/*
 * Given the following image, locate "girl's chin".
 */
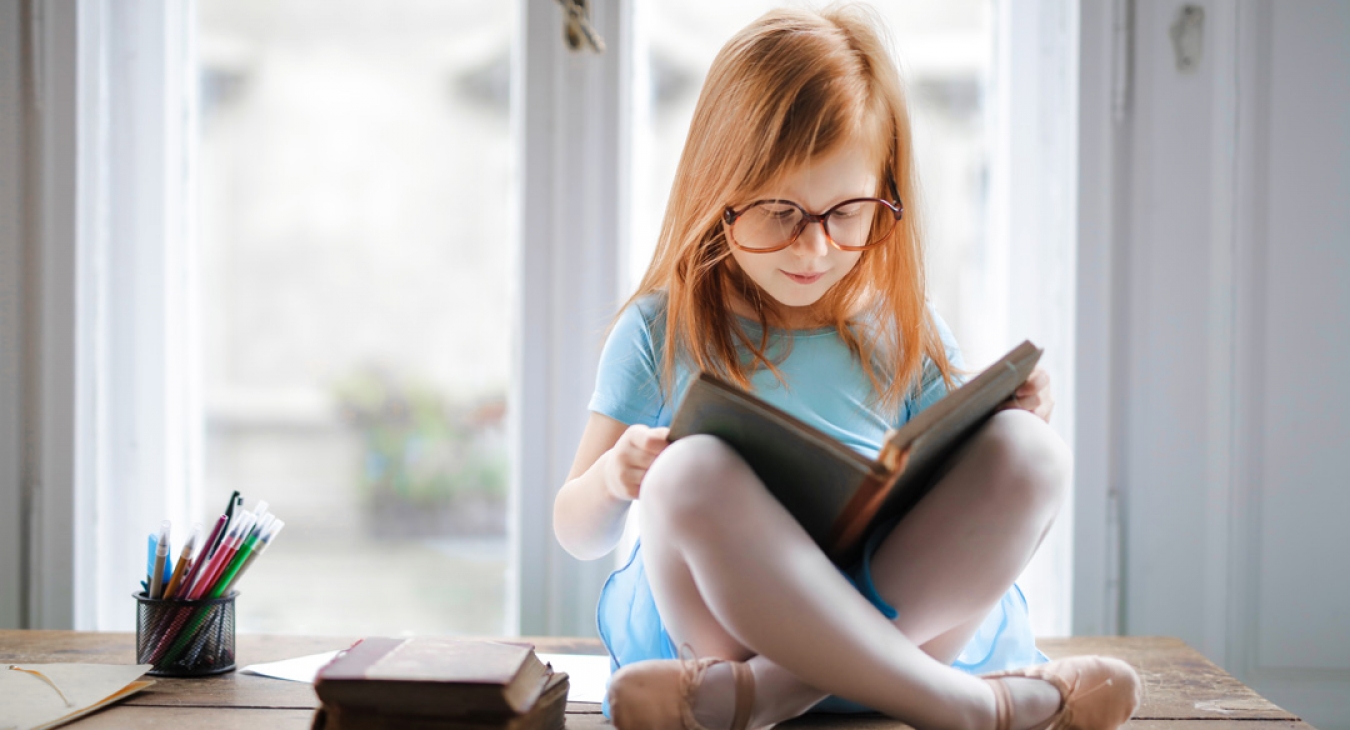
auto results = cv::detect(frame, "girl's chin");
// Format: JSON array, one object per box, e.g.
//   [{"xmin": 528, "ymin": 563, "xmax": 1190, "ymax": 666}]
[{"xmin": 763, "ymin": 289, "xmax": 829, "ymax": 312}]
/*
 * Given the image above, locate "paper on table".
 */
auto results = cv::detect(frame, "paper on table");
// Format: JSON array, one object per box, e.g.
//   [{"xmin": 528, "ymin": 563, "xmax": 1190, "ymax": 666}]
[
  {"xmin": 239, "ymin": 650, "xmax": 340, "ymax": 683},
  {"xmin": 537, "ymin": 652, "xmax": 611, "ymax": 704},
  {"xmin": 238, "ymin": 649, "xmax": 613, "ymax": 704},
  {"xmin": 0, "ymin": 663, "xmax": 154, "ymax": 730}
]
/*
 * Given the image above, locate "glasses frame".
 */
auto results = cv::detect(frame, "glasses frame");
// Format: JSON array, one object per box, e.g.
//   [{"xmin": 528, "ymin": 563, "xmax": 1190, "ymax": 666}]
[{"xmin": 721, "ymin": 195, "xmax": 904, "ymax": 254}]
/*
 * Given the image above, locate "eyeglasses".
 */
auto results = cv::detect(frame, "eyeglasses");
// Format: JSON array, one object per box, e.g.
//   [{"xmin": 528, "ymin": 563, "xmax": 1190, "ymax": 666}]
[{"xmin": 721, "ymin": 197, "xmax": 903, "ymax": 253}]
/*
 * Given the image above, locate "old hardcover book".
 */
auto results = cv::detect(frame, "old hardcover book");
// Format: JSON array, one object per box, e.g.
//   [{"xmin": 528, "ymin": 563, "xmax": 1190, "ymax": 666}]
[
  {"xmin": 313, "ymin": 671, "xmax": 569, "ymax": 730},
  {"xmin": 668, "ymin": 340, "xmax": 1042, "ymax": 566},
  {"xmin": 313, "ymin": 637, "xmax": 556, "ymax": 720}
]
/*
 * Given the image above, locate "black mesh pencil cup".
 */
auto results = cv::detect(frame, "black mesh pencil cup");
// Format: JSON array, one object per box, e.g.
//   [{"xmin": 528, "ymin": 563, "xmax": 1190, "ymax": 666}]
[{"xmin": 135, "ymin": 591, "xmax": 238, "ymax": 676}]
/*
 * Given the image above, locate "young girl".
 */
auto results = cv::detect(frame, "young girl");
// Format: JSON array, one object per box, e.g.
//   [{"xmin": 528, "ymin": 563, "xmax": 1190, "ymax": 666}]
[{"xmin": 553, "ymin": 7, "xmax": 1140, "ymax": 730}]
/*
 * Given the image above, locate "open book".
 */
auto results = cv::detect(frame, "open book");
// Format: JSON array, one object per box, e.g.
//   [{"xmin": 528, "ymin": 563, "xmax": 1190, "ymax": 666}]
[
  {"xmin": 668, "ymin": 340, "xmax": 1042, "ymax": 566},
  {"xmin": 0, "ymin": 663, "xmax": 154, "ymax": 730}
]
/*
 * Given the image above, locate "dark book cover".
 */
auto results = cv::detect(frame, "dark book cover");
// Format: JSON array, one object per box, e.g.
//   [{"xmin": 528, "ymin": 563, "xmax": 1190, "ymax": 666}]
[
  {"xmin": 314, "ymin": 637, "xmax": 555, "ymax": 719},
  {"xmin": 668, "ymin": 340, "xmax": 1042, "ymax": 566},
  {"xmin": 313, "ymin": 672, "xmax": 570, "ymax": 730}
]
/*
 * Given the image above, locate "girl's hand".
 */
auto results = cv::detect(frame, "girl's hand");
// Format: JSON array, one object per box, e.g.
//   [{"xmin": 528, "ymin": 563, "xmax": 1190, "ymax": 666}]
[
  {"xmin": 605, "ymin": 425, "xmax": 671, "ymax": 501},
  {"xmin": 1002, "ymin": 366, "xmax": 1054, "ymax": 423}
]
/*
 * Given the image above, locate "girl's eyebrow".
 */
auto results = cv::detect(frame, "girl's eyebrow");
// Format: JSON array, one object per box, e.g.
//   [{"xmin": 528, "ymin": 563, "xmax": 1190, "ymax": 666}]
[{"xmin": 748, "ymin": 192, "xmax": 876, "ymax": 209}]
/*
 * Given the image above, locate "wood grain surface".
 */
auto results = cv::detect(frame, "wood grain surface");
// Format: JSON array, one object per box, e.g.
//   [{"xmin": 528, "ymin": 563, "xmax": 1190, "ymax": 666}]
[{"xmin": 0, "ymin": 632, "xmax": 1315, "ymax": 729}]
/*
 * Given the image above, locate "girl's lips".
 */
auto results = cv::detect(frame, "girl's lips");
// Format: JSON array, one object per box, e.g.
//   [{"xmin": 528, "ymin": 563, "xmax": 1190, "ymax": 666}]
[{"xmin": 783, "ymin": 270, "xmax": 825, "ymax": 285}]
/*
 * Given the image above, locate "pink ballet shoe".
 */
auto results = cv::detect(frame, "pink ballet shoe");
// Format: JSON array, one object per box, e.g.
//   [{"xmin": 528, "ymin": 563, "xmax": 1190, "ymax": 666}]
[
  {"xmin": 983, "ymin": 655, "xmax": 1142, "ymax": 730},
  {"xmin": 607, "ymin": 652, "xmax": 755, "ymax": 730}
]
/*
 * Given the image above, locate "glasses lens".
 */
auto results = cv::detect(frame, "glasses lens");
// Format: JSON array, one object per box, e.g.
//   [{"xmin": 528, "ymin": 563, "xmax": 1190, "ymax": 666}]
[
  {"xmin": 825, "ymin": 200, "xmax": 890, "ymax": 249},
  {"xmin": 732, "ymin": 202, "xmax": 803, "ymax": 250},
  {"xmin": 731, "ymin": 200, "xmax": 896, "ymax": 250}
]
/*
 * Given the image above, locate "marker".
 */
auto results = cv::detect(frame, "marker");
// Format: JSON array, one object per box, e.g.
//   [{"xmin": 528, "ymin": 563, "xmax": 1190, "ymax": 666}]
[
  {"xmin": 163, "ymin": 524, "xmax": 201, "ymax": 600},
  {"xmin": 149, "ymin": 521, "xmax": 171, "ymax": 599},
  {"xmin": 145, "ymin": 533, "xmax": 157, "ymax": 594},
  {"xmin": 224, "ymin": 519, "xmax": 283, "ymax": 593},
  {"xmin": 212, "ymin": 516, "xmax": 272, "ymax": 597},
  {"xmin": 183, "ymin": 518, "xmax": 241, "ymax": 600},
  {"xmin": 179, "ymin": 514, "xmax": 228, "ymax": 597},
  {"xmin": 205, "ymin": 490, "xmax": 241, "ymax": 560},
  {"xmin": 189, "ymin": 512, "xmax": 256, "ymax": 599}
]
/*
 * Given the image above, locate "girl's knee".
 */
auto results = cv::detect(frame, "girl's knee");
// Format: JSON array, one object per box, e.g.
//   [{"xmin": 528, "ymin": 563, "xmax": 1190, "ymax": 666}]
[
  {"xmin": 641, "ymin": 434, "xmax": 753, "ymax": 518},
  {"xmin": 974, "ymin": 409, "xmax": 1071, "ymax": 510}
]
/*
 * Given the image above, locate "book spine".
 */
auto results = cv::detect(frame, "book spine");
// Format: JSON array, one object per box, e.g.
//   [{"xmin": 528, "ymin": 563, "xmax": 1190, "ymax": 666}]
[{"xmin": 824, "ymin": 469, "xmax": 902, "ymax": 564}]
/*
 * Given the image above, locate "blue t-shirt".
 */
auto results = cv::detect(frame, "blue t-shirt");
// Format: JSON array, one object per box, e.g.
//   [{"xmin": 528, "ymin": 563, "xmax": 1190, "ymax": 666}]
[
  {"xmin": 587, "ymin": 294, "xmax": 1046, "ymax": 713},
  {"xmin": 589, "ymin": 295, "xmax": 964, "ymax": 451}
]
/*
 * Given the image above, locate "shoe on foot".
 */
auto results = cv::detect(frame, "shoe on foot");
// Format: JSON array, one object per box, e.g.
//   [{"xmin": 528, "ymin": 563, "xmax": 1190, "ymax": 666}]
[
  {"xmin": 983, "ymin": 655, "xmax": 1142, "ymax": 730},
  {"xmin": 607, "ymin": 653, "xmax": 754, "ymax": 730}
]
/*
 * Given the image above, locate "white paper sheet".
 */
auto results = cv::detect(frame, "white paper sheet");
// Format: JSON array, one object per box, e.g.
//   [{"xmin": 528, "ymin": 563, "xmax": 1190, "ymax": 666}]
[
  {"xmin": 537, "ymin": 652, "xmax": 611, "ymax": 704},
  {"xmin": 239, "ymin": 650, "xmax": 340, "ymax": 683}
]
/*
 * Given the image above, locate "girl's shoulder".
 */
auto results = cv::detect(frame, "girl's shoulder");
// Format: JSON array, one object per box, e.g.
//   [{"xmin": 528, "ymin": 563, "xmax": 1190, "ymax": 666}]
[{"xmin": 612, "ymin": 292, "xmax": 670, "ymax": 344}]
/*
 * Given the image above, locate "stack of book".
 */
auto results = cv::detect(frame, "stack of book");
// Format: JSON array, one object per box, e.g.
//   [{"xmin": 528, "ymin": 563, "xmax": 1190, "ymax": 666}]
[{"xmin": 312, "ymin": 637, "xmax": 569, "ymax": 730}]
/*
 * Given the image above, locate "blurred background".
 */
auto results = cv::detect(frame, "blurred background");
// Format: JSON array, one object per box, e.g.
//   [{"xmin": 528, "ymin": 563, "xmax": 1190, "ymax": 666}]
[{"xmin": 194, "ymin": 0, "xmax": 1004, "ymax": 637}]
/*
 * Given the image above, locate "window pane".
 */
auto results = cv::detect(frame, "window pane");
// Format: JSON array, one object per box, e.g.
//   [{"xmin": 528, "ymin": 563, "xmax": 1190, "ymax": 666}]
[{"xmin": 197, "ymin": 0, "xmax": 515, "ymax": 635}]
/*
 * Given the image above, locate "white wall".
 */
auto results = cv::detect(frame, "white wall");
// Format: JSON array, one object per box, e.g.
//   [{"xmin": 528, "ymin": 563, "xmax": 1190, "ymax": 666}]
[{"xmin": 1079, "ymin": 1, "xmax": 1350, "ymax": 726}]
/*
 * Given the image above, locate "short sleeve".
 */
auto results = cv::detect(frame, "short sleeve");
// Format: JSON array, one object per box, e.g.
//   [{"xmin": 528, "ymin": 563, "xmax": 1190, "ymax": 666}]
[
  {"xmin": 588, "ymin": 300, "xmax": 666, "ymax": 427},
  {"xmin": 907, "ymin": 305, "xmax": 966, "ymax": 420}
]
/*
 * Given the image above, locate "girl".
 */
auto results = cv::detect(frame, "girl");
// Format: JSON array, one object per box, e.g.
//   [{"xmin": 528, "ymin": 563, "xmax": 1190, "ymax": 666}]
[{"xmin": 553, "ymin": 7, "xmax": 1140, "ymax": 730}]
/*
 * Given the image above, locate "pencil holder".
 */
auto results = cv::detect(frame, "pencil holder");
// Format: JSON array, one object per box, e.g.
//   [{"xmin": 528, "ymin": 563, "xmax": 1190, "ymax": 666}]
[{"xmin": 134, "ymin": 591, "xmax": 238, "ymax": 676}]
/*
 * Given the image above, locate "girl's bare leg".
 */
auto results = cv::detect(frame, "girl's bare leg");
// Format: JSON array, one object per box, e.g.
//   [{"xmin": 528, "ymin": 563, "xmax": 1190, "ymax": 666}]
[{"xmin": 634, "ymin": 409, "xmax": 1069, "ymax": 730}]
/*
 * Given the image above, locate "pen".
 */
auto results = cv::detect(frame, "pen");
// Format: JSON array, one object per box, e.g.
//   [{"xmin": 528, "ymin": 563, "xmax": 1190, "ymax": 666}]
[
  {"xmin": 188, "ymin": 512, "xmax": 256, "ymax": 600},
  {"xmin": 212, "ymin": 514, "xmax": 273, "ymax": 596},
  {"xmin": 149, "ymin": 521, "xmax": 171, "ymax": 599},
  {"xmin": 205, "ymin": 490, "xmax": 240, "ymax": 560},
  {"xmin": 148, "ymin": 516, "xmax": 247, "ymax": 663},
  {"xmin": 145, "ymin": 533, "xmax": 157, "ymax": 594},
  {"xmin": 160, "ymin": 518, "xmax": 285, "ymax": 667},
  {"xmin": 223, "ymin": 519, "xmax": 283, "ymax": 593},
  {"xmin": 163, "ymin": 524, "xmax": 201, "ymax": 600},
  {"xmin": 180, "ymin": 514, "xmax": 228, "ymax": 595},
  {"xmin": 150, "ymin": 513, "xmax": 257, "ymax": 665}
]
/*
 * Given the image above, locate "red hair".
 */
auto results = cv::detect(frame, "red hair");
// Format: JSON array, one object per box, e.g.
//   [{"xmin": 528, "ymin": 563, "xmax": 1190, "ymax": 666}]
[{"xmin": 623, "ymin": 5, "xmax": 955, "ymax": 412}]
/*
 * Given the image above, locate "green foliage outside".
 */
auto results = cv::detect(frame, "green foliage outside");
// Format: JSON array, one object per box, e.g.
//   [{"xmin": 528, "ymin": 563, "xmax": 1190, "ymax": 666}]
[{"xmin": 333, "ymin": 368, "xmax": 507, "ymax": 508}]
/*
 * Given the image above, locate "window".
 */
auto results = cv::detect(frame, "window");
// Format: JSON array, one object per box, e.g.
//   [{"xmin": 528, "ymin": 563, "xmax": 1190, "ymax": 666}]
[
  {"xmin": 5, "ymin": 0, "xmax": 1073, "ymax": 638},
  {"xmin": 196, "ymin": 1, "xmax": 517, "ymax": 635}
]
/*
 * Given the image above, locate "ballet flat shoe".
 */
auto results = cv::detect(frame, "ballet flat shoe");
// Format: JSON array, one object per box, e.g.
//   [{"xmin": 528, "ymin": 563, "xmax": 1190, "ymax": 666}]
[
  {"xmin": 983, "ymin": 655, "xmax": 1142, "ymax": 730},
  {"xmin": 607, "ymin": 654, "xmax": 755, "ymax": 730}
]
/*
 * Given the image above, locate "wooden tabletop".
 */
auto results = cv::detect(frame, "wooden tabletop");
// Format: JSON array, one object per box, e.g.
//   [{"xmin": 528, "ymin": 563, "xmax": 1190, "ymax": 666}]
[{"xmin": 0, "ymin": 632, "xmax": 1313, "ymax": 730}]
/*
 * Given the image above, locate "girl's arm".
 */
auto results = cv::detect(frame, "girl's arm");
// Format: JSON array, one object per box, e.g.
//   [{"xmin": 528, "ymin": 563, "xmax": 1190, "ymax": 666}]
[{"xmin": 553, "ymin": 412, "xmax": 670, "ymax": 560}]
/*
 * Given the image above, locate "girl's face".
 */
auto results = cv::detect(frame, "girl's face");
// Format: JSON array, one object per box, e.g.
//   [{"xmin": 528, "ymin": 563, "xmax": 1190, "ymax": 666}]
[{"xmin": 726, "ymin": 144, "xmax": 878, "ymax": 325}]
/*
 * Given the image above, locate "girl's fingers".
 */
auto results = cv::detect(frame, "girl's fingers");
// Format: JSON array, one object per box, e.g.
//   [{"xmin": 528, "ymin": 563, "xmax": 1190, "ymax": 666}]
[{"xmin": 642, "ymin": 427, "xmax": 671, "ymax": 454}]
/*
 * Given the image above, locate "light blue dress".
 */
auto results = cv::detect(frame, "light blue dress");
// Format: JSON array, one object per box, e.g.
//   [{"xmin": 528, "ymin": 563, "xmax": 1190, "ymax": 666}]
[{"xmin": 588, "ymin": 295, "xmax": 1047, "ymax": 715}]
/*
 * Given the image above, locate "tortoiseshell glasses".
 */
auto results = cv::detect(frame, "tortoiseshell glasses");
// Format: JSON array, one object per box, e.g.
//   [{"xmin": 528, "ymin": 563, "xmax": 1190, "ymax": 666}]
[{"xmin": 721, "ymin": 196, "xmax": 904, "ymax": 253}]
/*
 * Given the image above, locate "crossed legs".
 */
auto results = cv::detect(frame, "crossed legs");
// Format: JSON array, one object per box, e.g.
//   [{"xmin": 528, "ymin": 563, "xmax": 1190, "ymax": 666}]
[{"xmin": 632, "ymin": 409, "xmax": 1070, "ymax": 730}]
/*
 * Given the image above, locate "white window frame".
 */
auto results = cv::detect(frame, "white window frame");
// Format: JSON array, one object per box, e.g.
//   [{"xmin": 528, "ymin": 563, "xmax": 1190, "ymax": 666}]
[
  {"xmin": 0, "ymin": 0, "xmax": 200, "ymax": 631},
  {"xmin": 512, "ymin": 0, "xmax": 635, "ymax": 636}
]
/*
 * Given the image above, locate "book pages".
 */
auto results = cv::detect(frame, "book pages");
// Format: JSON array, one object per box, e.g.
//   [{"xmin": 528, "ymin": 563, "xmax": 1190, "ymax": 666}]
[{"xmin": 0, "ymin": 663, "xmax": 154, "ymax": 730}]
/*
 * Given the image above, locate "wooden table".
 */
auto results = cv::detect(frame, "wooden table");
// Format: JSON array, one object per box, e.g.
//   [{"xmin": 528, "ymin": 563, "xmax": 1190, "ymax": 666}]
[{"xmin": 0, "ymin": 632, "xmax": 1314, "ymax": 730}]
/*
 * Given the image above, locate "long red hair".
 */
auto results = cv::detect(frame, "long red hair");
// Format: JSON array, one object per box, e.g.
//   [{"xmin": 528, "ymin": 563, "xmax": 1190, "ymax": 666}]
[{"xmin": 623, "ymin": 5, "xmax": 955, "ymax": 412}]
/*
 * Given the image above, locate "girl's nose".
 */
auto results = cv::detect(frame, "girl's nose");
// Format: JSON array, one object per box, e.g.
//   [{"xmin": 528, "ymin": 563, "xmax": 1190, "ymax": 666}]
[{"xmin": 793, "ymin": 220, "xmax": 831, "ymax": 256}]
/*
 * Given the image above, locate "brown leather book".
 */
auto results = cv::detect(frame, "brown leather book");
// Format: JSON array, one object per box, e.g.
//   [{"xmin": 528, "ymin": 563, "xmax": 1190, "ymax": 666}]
[
  {"xmin": 668, "ymin": 340, "xmax": 1042, "ymax": 566},
  {"xmin": 313, "ymin": 637, "xmax": 557, "ymax": 721},
  {"xmin": 312, "ymin": 671, "xmax": 569, "ymax": 730}
]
